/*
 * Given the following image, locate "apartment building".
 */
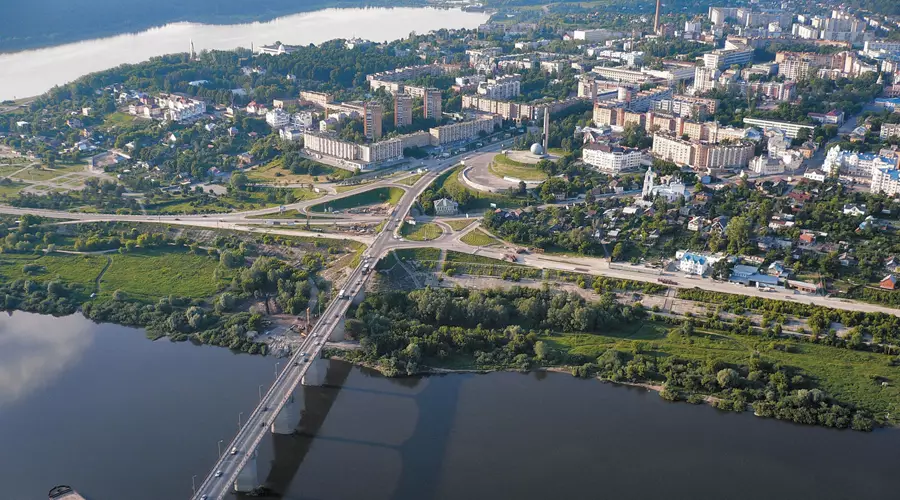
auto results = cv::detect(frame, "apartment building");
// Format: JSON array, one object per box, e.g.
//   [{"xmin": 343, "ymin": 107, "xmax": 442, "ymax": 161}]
[
  {"xmin": 156, "ymin": 93, "xmax": 206, "ymax": 122},
  {"xmin": 265, "ymin": 108, "xmax": 291, "ymax": 129},
  {"xmin": 652, "ymin": 95, "xmax": 719, "ymax": 119},
  {"xmin": 363, "ymin": 102, "xmax": 383, "ymax": 140},
  {"xmin": 366, "ymin": 64, "xmax": 449, "ymax": 93},
  {"xmin": 428, "ymin": 116, "xmax": 501, "ymax": 146},
  {"xmin": 652, "ymin": 134, "xmax": 694, "ymax": 165},
  {"xmin": 299, "ymin": 91, "xmax": 334, "ymax": 108},
  {"xmin": 742, "ymin": 118, "xmax": 815, "ymax": 139},
  {"xmin": 872, "ymin": 166, "xmax": 900, "ymax": 196},
  {"xmin": 477, "ymin": 75, "xmax": 521, "ymax": 100},
  {"xmin": 703, "ymin": 44, "xmax": 753, "ymax": 69},
  {"xmin": 881, "ymin": 123, "xmax": 900, "ymax": 140},
  {"xmin": 394, "ymin": 94, "xmax": 413, "ymax": 128},
  {"xmin": 694, "ymin": 66, "xmax": 721, "ymax": 94},
  {"xmin": 424, "ymin": 89, "xmax": 442, "ymax": 120},
  {"xmin": 693, "ymin": 140, "xmax": 755, "ymax": 170},
  {"xmin": 582, "ymin": 143, "xmax": 643, "ymax": 174}
]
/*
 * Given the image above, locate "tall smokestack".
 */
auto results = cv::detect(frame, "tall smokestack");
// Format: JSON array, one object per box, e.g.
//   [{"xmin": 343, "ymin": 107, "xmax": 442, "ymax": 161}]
[{"xmin": 654, "ymin": 0, "xmax": 661, "ymax": 34}]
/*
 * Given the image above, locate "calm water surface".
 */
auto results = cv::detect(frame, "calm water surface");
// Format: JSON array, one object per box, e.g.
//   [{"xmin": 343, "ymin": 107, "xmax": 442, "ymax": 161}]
[
  {"xmin": 0, "ymin": 7, "xmax": 489, "ymax": 101},
  {"xmin": 2, "ymin": 311, "xmax": 899, "ymax": 500}
]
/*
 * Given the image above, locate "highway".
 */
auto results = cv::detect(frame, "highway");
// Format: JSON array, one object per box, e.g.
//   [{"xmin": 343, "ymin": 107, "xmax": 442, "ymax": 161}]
[{"xmin": 189, "ymin": 144, "xmax": 505, "ymax": 499}]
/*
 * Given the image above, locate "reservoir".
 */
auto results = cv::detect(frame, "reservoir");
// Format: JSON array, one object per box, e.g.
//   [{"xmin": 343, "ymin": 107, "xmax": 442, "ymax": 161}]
[
  {"xmin": 0, "ymin": 7, "xmax": 489, "ymax": 101},
  {"xmin": 2, "ymin": 311, "xmax": 899, "ymax": 499}
]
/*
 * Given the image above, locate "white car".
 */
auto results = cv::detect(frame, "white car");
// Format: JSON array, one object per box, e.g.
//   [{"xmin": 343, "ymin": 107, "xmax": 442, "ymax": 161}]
[{"xmin": 214, "ymin": 470, "xmax": 223, "ymax": 478}]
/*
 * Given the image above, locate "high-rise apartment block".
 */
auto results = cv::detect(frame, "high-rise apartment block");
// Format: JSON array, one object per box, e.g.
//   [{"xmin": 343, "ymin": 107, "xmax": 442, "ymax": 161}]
[{"xmin": 394, "ymin": 94, "xmax": 413, "ymax": 128}]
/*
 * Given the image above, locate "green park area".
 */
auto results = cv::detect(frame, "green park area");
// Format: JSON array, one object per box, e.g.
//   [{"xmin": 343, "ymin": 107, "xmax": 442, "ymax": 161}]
[
  {"xmin": 425, "ymin": 165, "xmax": 520, "ymax": 213},
  {"xmin": 443, "ymin": 219, "xmax": 476, "ymax": 231},
  {"xmin": 400, "ymin": 222, "xmax": 442, "ymax": 241},
  {"xmin": 144, "ymin": 187, "xmax": 320, "ymax": 214},
  {"xmin": 542, "ymin": 320, "xmax": 900, "ymax": 422},
  {"xmin": 246, "ymin": 157, "xmax": 351, "ymax": 185},
  {"xmin": 309, "ymin": 186, "xmax": 404, "ymax": 213},
  {"xmin": 460, "ymin": 228, "xmax": 499, "ymax": 247},
  {"xmin": 397, "ymin": 172, "xmax": 425, "ymax": 186},
  {"xmin": 0, "ymin": 247, "xmax": 225, "ymax": 302},
  {"xmin": 489, "ymin": 154, "xmax": 547, "ymax": 181}
]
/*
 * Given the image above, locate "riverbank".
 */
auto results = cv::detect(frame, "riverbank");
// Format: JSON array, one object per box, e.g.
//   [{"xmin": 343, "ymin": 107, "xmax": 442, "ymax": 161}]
[{"xmin": 0, "ymin": 6, "xmax": 489, "ymax": 100}]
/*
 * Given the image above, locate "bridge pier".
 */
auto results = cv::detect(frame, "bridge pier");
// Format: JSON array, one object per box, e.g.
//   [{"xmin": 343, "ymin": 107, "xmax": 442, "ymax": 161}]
[
  {"xmin": 301, "ymin": 356, "xmax": 326, "ymax": 386},
  {"xmin": 233, "ymin": 451, "xmax": 258, "ymax": 493},
  {"xmin": 270, "ymin": 394, "xmax": 298, "ymax": 434}
]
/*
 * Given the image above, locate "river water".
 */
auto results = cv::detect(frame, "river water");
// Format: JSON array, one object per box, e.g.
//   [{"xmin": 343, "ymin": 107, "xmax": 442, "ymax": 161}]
[
  {"xmin": 0, "ymin": 7, "xmax": 489, "ymax": 101},
  {"xmin": 1, "ymin": 312, "xmax": 899, "ymax": 499}
]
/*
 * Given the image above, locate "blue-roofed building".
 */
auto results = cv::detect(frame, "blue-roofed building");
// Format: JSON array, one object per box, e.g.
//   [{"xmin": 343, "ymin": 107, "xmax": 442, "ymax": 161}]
[
  {"xmin": 874, "ymin": 97, "xmax": 900, "ymax": 112},
  {"xmin": 823, "ymin": 145, "xmax": 898, "ymax": 178},
  {"xmin": 729, "ymin": 263, "xmax": 782, "ymax": 287},
  {"xmin": 872, "ymin": 166, "xmax": 900, "ymax": 196},
  {"xmin": 675, "ymin": 250, "xmax": 723, "ymax": 275}
]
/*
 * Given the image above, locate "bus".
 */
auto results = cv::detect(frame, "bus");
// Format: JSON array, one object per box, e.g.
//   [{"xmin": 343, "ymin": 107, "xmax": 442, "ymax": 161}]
[{"xmin": 338, "ymin": 289, "xmax": 346, "ymax": 299}]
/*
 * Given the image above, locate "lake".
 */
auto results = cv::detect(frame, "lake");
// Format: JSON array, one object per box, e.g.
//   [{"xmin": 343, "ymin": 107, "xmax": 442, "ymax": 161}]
[
  {"xmin": 4, "ymin": 312, "xmax": 900, "ymax": 499},
  {"xmin": 0, "ymin": 7, "xmax": 489, "ymax": 101}
]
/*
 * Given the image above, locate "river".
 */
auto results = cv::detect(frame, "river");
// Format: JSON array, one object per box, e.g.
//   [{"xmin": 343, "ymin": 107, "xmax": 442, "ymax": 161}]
[
  {"xmin": 0, "ymin": 7, "xmax": 489, "ymax": 101},
  {"xmin": 2, "ymin": 312, "xmax": 899, "ymax": 499}
]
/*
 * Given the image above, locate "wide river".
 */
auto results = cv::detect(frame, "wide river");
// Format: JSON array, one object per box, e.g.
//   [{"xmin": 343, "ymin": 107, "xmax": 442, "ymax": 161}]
[
  {"xmin": 2, "ymin": 311, "xmax": 899, "ymax": 499},
  {"xmin": 0, "ymin": 7, "xmax": 489, "ymax": 101}
]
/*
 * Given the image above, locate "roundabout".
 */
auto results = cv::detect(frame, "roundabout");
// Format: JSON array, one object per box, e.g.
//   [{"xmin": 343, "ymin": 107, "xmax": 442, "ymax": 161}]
[{"xmin": 461, "ymin": 148, "xmax": 558, "ymax": 194}]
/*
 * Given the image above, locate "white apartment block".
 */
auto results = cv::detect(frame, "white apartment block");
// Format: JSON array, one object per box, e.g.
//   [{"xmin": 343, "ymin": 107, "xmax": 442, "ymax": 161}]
[
  {"xmin": 477, "ymin": 75, "xmax": 521, "ymax": 100},
  {"xmin": 881, "ymin": 123, "xmax": 900, "ymax": 140},
  {"xmin": 582, "ymin": 143, "xmax": 643, "ymax": 174},
  {"xmin": 266, "ymin": 109, "xmax": 291, "ymax": 129},
  {"xmin": 872, "ymin": 166, "xmax": 900, "ymax": 196},
  {"xmin": 703, "ymin": 45, "xmax": 753, "ymax": 69},
  {"xmin": 395, "ymin": 93, "xmax": 413, "ymax": 127},
  {"xmin": 742, "ymin": 118, "xmax": 815, "ymax": 139},
  {"xmin": 158, "ymin": 93, "xmax": 206, "ymax": 122},
  {"xmin": 424, "ymin": 89, "xmax": 442, "ymax": 120}
]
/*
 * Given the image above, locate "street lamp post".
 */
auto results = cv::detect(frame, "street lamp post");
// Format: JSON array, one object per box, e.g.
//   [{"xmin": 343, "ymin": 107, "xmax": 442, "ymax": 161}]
[
  {"xmin": 275, "ymin": 362, "xmax": 280, "ymax": 379},
  {"xmin": 238, "ymin": 412, "xmax": 243, "ymax": 428},
  {"xmin": 192, "ymin": 475, "xmax": 197, "ymax": 495},
  {"xmin": 218, "ymin": 439, "xmax": 224, "ymax": 457},
  {"xmin": 258, "ymin": 384, "xmax": 264, "ymax": 402}
]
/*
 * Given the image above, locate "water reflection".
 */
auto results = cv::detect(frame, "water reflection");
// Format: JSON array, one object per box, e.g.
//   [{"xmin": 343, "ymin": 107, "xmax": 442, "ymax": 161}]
[
  {"xmin": 0, "ymin": 312, "xmax": 94, "ymax": 407},
  {"xmin": 0, "ymin": 7, "xmax": 489, "ymax": 100}
]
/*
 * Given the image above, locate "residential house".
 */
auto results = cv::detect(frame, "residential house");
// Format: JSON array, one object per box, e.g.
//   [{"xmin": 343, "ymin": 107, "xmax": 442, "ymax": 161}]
[
  {"xmin": 434, "ymin": 198, "xmax": 459, "ymax": 216},
  {"xmin": 675, "ymin": 250, "xmax": 723, "ymax": 276},
  {"xmin": 880, "ymin": 275, "xmax": 897, "ymax": 290},
  {"xmin": 843, "ymin": 204, "xmax": 866, "ymax": 216},
  {"xmin": 799, "ymin": 232, "xmax": 816, "ymax": 245},
  {"xmin": 838, "ymin": 252, "xmax": 857, "ymax": 267},
  {"xmin": 688, "ymin": 216, "xmax": 707, "ymax": 232}
]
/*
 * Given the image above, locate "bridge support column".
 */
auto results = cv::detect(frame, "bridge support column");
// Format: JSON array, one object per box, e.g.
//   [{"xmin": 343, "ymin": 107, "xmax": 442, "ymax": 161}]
[
  {"xmin": 233, "ymin": 451, "xmax": 258, "ymax": 493},
  {"xmin": 270, "ymin": 394, "xmax": 298, "ymax": 434},
  {"xmin": 301, "ymin": 356, "xmax": 326, "ymax": 386}
]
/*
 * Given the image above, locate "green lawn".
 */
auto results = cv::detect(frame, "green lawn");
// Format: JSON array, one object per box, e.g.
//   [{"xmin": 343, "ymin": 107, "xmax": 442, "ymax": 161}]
[
  {"xmin": 443, "ymin": 250, "xmax": 540, "ymax": 279},
  {"xmin": 0, "ymin": 253, "xmax": 108, "ymax": 290},
  {"xmin": 246, "ymin": 157, "xmax": 351, "ymax": 185},
  {"xmin": 99, "ymin": 248, "xmax": 226, "ymax": 301},
  {"xmin": 309, "ymin": 187, "xmax": 405, "ymax": 213},
  {"xmin": 145, "ymin": 187, "xmax": 320, "ymax": 214},
  {"xmin": 490, "ymin": 154, "xmax": 547, "ymax": 181},
  {"xmin": 543, "ymin": 321, "xmax": 900, "ymax": 421},
  {"xmin": 401, "ymin": 222, "xmax": 442, "ymax": 241},
  {"xmin": 0, "ymin": 180, "xmax": 29, "ymax": 198},
  {"xmin": 10, "ymin": 163, "xmax": 85, "ymax": 182},
  {"xmin": 443, "ymin": 219, "xmax": 476, "ymax": 231},
  {"xmin": 460, "ymin": 228, "xmax": 498, "ymax": 247},
  {"xmin": 102, "ymin": 112, "xmax": 135, "ymax": 128},
  {"xmin": 397, "ymin": 173, "xmax": 425, "ymax": 186}
]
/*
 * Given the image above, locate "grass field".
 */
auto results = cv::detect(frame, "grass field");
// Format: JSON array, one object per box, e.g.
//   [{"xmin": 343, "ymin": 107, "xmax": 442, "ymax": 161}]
[
  {"xmin": 490, "ymin": 154, "xmax": 547, "ymax": 181},
  {"xmin": 460, "ymin": 228, "xmax": 498, "ymax": 247},
  {"xmin": 10, "ymin": 163, "xmax": 84, "ymax": 182},
  {"xmin": 542, "ymin": 321, "xmax": 900, "ymax": 421},
  {"xmin": 246, "ymin": 157, "xmax": 351, "ymax": 185},
  {"xmin": 309, "ymin": 187, "xmax": 405, "ymax": 213},
  {"xmin": 443, "ymin": 219, "xmax": 476, "ymax": 231},
  {"xmin": 397, "ymin": 173, "xmax": 425, "ymax": 186},
  {"xmin": 401, "ymin": 222, "xmax": 443, "ymax": 241},
  {"xmin": 0, "ymin": 253, "xmax": 108, "ymax": 289},
  {"xmin": 145, "ymin": 187, "xmax": 321, "ymax": 214},
  {"xmin": 102, "ymin": 112, "xmax": 135, "ymax": 128},
  {"xmin": 100, "ymin": 247, "xmax": 226, "ymax": 301},
  {"xmin": 0, "ymin": 180, "xmax": 29, "ymax": 198},
  {"xmin": 443, "ymin": 250, "xmax": 541, "ymax": 278}
]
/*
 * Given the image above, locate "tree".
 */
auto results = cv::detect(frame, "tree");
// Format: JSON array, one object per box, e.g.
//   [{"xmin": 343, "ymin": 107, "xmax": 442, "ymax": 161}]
[
  {"xmin": 724, "ymin": 216, "xmax": 750, "ymax": 254},
  {"xmin": 534, "ymin": 341, "xmax": 549, "ymax": 360},
  {"xmin": 611, "ymin": 242, "xmax": 625, "ymax": 261},
  {"xmin": 717, "ymin": 368, "xmax": 740, "ymax": 389},
  {"xmin": 230, "ymin": 172, "xmax": 248, "ymax": 191}
]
